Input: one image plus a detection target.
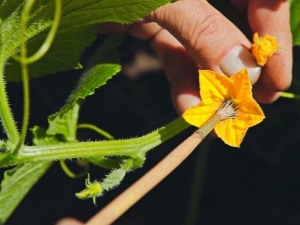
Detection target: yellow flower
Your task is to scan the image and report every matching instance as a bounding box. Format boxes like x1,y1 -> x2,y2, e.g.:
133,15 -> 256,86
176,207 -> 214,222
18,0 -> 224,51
252,32 -> 279,66
182,69 -> 265,147
76,173 -> 102,205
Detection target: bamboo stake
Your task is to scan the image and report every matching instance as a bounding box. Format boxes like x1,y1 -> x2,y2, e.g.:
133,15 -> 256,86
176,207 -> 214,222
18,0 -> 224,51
85,132 -> 203,225
85,100 -> 236,225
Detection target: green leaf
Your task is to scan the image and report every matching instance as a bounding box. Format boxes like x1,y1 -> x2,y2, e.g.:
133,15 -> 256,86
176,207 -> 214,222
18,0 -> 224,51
47,103 -> 80,141
66,63 -> 120,105
30,35 -> 122,153
31,102 -> 80,146
101,168 -> 126,191
0,153 -> 15,168
31,126 -> 62,146
0,0 -> 173,81
50,35 -> 122,120
290,0 -> 300,46
76,159 -> 134,203
0,162 -> 51,224
58,0 -> 172,28
101,159 -> 134,191
4,25 -> 98,81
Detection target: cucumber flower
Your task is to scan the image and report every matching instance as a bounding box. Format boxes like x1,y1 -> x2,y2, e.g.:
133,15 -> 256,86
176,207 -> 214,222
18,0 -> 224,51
252,33 -> 279,66
182,69 -> 265,147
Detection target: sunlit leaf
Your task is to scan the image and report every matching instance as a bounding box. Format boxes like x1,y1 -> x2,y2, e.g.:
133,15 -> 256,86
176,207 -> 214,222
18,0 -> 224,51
0,162 -> 51,224
290,0 -> 300,46
0,0 -> 173,81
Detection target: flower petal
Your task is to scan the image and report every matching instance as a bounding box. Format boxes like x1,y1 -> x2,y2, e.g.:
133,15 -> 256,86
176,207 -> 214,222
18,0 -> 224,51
183,68 -> 265,148
200,70 -> 234,104
238,100 -> 265,127
252,33 -> 279,66
182,102 -> 220,128
230,68 -> 253,103
215,118 -> 247,147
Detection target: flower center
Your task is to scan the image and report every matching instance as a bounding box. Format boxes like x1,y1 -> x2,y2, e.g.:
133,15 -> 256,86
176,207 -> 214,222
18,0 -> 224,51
217,100 -> 237,120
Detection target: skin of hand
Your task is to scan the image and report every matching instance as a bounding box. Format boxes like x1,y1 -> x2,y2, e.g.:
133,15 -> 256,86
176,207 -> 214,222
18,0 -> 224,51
99,0 -> 292,115
56,0 -> 292,224
55,217 -> 83,225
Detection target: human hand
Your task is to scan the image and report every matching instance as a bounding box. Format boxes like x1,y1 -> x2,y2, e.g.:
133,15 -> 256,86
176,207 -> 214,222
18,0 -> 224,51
55,1 -> 292,222
100,0 -> 292,114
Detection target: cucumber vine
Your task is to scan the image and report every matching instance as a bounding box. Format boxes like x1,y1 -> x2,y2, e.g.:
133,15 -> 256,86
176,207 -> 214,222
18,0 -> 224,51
0,0 -> 180,223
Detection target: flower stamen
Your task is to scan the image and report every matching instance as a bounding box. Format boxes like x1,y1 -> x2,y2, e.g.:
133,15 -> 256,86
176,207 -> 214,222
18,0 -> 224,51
217,100 -> 237,120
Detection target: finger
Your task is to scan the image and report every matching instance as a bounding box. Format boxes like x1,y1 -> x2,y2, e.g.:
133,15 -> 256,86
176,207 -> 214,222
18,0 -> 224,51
248,0 -> 292,102
153,32 -> 201,114
128,22 -> 200,114
252,82 -> 282,104
97,21 -> 200,114
146,0 -> 260,80
55,217 -> 84,225
127,18 -> 261,113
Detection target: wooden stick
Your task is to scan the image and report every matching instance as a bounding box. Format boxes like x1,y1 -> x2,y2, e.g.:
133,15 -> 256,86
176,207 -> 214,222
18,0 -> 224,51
85,132 -> 203,225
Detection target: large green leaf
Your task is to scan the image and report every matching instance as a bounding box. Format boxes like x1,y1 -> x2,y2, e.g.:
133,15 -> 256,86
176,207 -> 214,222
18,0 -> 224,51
0,162 -> 51,224
290,0 -> 300,46
0,0 -> 173,81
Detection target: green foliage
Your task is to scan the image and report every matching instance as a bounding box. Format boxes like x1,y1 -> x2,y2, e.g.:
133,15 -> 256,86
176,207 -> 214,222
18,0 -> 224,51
56,34 -> 122,113
290,0 -> 300,46
101,159 -> 133,191
1,0 -> 172,81
101,168 -> 127,191
0,0 -> 175,223
32,103 -> 80,145
1,117 -> 189,167
0,162 -> 52,223
32,34 -> 122,146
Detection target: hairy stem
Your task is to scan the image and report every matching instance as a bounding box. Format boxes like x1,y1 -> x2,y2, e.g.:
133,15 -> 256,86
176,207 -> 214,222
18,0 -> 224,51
0,65 -> 19,143
1,117 -> 190,167
85,113 -> 221,225
281,92 -> 300,100
13,0 -> 62,154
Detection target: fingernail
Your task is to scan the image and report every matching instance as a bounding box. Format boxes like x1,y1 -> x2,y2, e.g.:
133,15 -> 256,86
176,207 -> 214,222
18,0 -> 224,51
220,45 -> 261,84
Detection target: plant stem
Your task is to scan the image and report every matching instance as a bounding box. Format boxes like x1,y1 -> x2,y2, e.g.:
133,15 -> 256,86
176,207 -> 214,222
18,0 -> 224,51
85,113 -> 221,225
0,117 -> 190,167
86,132 -> 203,225
12,0 -> 62,154
12,56 -> 30,154
0,65 -> 19,143
281,92 -> 300,100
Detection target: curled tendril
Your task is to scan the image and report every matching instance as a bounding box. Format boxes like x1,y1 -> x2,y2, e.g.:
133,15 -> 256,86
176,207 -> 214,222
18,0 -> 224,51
12,0 -> 62,154
59,160 -> 90,179
77,123 -> 115,140
14,0 -> 62,64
